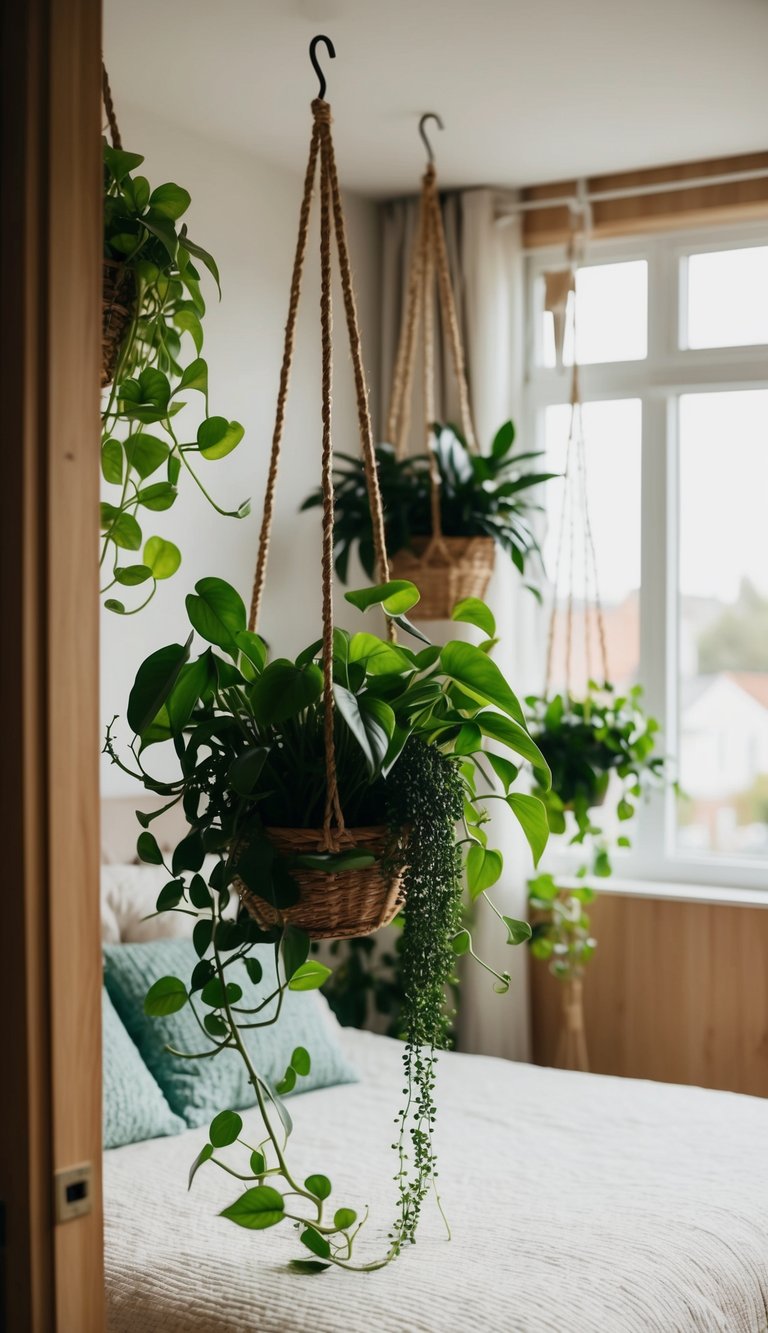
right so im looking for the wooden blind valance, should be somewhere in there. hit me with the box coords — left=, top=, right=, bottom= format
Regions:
left=522, top=151, right=768, bottom=248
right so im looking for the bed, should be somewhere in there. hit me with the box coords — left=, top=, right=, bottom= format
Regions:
left=104, top=1021, right=768, bottom=1333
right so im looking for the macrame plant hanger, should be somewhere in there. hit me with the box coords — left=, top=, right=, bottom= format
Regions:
left=384, top=116, right=495, bottom=620
left=238, top=37, right=404, bottom=942
left=101, top=61, right=136, bottom=388
left=543, top=214, right=609, bottom=1075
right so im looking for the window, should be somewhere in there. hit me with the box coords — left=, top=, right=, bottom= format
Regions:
left=527, top=226, right=768, bottom=890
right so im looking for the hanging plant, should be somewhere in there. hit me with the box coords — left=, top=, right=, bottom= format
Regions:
left=525, top=684, right=667, bottom=879
left=301, top=120, right=555, bottom=620
left=105, top=576, right=551, bottom=1268
left=100, top=68, right=248, bottom=615
left=303, top=420, right=555, bottom=594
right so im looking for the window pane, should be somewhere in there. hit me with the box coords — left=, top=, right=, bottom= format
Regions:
left=540, top=260, right=648, bottom=367
left=544, top=398, right=642, bottom=695
left=684, top=246, right=768, bottom=349
left=677, top=390, right=768, bottom=858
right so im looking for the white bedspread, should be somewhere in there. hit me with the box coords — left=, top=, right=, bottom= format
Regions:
left=104, top=1029, right=768, bottom=1333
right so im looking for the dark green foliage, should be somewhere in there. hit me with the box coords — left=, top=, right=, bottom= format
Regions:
left=301, top=422, right=556, bottom=585
left=101, top=140, right=248, bottom=613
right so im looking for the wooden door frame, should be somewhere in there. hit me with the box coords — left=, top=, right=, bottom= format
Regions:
left=2, top=0, right=104, bottom=1327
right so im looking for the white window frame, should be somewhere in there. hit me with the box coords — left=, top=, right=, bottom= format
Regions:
left=525, top=219, right=768, bottom=894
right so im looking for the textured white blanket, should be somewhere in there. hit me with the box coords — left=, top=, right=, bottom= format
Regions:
left=104, top=1029, right=768, bottom=1333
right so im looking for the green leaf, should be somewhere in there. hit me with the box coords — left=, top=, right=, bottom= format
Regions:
left=144, top=975, right=187, bottom=1016
left=451, top=597, right=496, bottom=638
left=143, top=536, right=181, bottom=580
left=507, top=794, right=549, bottom=867
left=188, top=1142, right=213, bottom=1189
left=347, top=633, right=414, bottom=676
left=291, top=1046, right=311, bottom=1077
left=197, top=417, right=245, bottom=460
left=250, top=1150, right=266, bottom=1175
left=156, top=879, right=183, bottom=911
left=137, top=831, right=163, bottom=865
left=301, top=1227, right=331, bottom=1260
left=101, top=508, right=142, bottom=551
left=201, top=977, right=243, bottom=1009
left=114, top=564, right=152, bottom=587
left=228, top=747, right=269, bottom=796
left=142, top=210, right=178, bottom=261
left=178, top=229, right=221, bottom=295
left=103, top=142, right=144, bottom=182
left=186, top=577, right=246, bottom=653
left=220, top=1186, right=285, bottom=1230
left=476, top=712, right=551, bottom=790
left=193, top=919, right=213, bottom=959
left=104, top=597, right=125, bottom=615
left=249, top=659, right=324, bottom=725
left=101, top=438, right=123, bottom=484
left=189, top=873, right=212, bottom=909
left=345, top=580, right=420, bottom=616
left=491, top=419, right=516, bottom=458
left=487, top=753, right=520, bottom=792
left=466, top=845, right=503, bottom=898
left=441, top=641, right=526, bottom=726
left=333, top=1208, right=357, bottom=1230
left=174, top=307, right=204, bottom=355
left=503, top=916, right=532, bottom=946
left=288, top=961, right=332, bottom=992
left=148, top=182, right=191, bottom=219
left=209, top=1109, right=243, bottom=1148
left=276, top=1066, right=296, bottom=1095
left=137, top=481, right=177, bottom=511
left=244, top=957, right=263, bottom=986
left=127, top=636, right=192, bottom=736
left=283, top=926, right=310, bottom=981
left=333, top=684, right=394, bottom=777
left=167, top=653, right=215, bottom=734
left=176, top=357, right=208, bottom=396
left=304, top=1174, right=332, bottom=1201
left=451, top=928, right=471, bottom=956
left=172, top=829, right=205, bottom=875
left=288, top=1259, right=331, bottom=1274
left=235, top=630, right=267, bottom=673
left=123, top=433, right=170, bottom=479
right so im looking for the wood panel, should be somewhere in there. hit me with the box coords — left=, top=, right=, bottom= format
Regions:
left=1, top=0, right=104, bottom=1326
left=530, top=893, right=768, bottom=1097
left=522, top=151, right=768, bottom=247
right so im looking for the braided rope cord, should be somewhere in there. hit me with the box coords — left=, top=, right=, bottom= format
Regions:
left=101, top=61, right=122, bottom=149
left=248, top=99, right=392, bottom=841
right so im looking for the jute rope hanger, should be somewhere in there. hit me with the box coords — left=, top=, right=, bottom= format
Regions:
left=247, top=36, right=392, bottom=847
left=385, top=114, right=478, bottom=561
left=543, top=224, right=610, bottom=697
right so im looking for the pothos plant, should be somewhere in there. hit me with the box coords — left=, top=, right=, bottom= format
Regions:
left=302, top=421, right=555, bottom=588
left=101, top=139, right=249, bottom=614
left=524, top=682, right=668, bottom=981
left=106, top=577, right=550, bottom=1271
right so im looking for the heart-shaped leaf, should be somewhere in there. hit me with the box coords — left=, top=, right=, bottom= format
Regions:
left=197, top=416, right=244, bottom=460
left=220, top=1185, right=285, bottom=1230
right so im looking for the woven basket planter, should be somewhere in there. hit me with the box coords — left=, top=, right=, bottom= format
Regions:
left=238, top=824, right=406, bottom=941
left=102, top=258, right=136, bottom=389
left=391, top=536, right=495, bottom=620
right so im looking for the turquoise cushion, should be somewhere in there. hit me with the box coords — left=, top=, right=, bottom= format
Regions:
left=102, top=986, right=185, bottom=1149
left=103, top=940, right=358, bottom=1129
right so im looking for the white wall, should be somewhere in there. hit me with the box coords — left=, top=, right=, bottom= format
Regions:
left=101, top=105, right=381, bottom=797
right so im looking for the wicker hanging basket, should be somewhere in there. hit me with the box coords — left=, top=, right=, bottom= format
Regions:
left=239, top=89, right=401, bottom=941
left=238, top=825, right=406, bottom=941
left=102, top=258, right=135, bottom=389
left=391, top=535, right=495, bottom=620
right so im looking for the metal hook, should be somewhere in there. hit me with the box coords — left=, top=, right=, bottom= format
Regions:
left=309, top=34, right=336, bottom=101
left=418, top=112, right=444, bottom=165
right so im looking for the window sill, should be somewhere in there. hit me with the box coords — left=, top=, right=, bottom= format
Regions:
left=555, top=874, right=768, bottom=910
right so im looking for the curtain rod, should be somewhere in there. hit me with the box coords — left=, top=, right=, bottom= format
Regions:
left=496, top=165, right=768, bottom=226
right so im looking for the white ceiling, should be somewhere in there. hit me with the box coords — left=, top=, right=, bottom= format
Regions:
left=105, top=0, right=768, bottom=198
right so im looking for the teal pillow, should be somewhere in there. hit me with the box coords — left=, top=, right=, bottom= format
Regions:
left=102, top=986, right=185, bottom=1149
left=103, top=940, right=358, bottom=1128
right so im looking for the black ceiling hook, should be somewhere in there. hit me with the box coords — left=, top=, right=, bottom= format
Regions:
left=309, top=34, right=336, bottom=101
left=419, top=112, right=444, bottom=165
